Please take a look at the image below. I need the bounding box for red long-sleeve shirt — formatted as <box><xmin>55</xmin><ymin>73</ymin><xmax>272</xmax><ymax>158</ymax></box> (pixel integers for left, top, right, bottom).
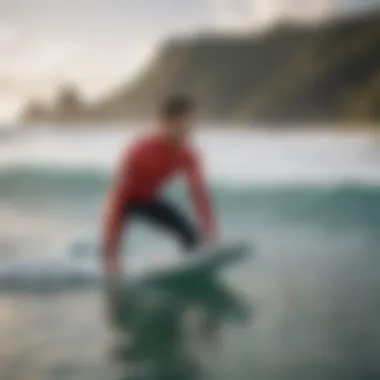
<box><xmin>103</xmin><ymin>134</ymin><xmax>215</xmax><ymax>273</ymax></box>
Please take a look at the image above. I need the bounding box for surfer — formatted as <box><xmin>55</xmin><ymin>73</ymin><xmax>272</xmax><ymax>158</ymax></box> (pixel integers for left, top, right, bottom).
<box><xmin>102</xmin><ymin>95</ymin><xmax>217</xmax><ymax>277</ymax></box>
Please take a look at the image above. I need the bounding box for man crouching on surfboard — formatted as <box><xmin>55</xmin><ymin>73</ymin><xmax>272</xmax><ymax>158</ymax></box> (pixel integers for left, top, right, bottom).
<box><xmin>102</xmin><ymin>95</ymin><xmax>217</xmax><ymax>277</ymax></box>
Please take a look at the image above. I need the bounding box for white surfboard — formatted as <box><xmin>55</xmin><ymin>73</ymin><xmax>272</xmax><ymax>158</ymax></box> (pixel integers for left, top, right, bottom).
<box><xmin>140</xmin><ymin>242</ymin><xmax>252</xmax><ymax>287</ymax></box>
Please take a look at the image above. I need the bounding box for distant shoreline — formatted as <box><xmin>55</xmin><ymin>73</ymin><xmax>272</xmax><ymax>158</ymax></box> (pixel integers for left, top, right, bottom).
<box><xmin>8</xmin><ymin>121</ymin><xmax>380</xmax><ymax>137</ymax></box>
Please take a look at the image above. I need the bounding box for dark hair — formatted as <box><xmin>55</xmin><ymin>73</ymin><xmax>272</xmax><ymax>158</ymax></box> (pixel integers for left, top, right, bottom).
<box><xmin>160</xmin><ymin>95</ymin><xmax>194</xmax><ymax>118</ymax></box>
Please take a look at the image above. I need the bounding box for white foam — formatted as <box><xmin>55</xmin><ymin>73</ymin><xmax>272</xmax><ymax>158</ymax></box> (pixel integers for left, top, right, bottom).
<box><xmin>1</xmin><ymin>126</ymin><xmax>380</xmax><ymax>186</ymax></box>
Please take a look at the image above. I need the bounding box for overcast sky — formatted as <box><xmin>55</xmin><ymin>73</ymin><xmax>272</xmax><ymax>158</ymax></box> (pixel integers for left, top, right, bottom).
<box><xmin>0</xmin><ymin>0</ymin><xmax>379</xmax><ymax>121</ymax></box>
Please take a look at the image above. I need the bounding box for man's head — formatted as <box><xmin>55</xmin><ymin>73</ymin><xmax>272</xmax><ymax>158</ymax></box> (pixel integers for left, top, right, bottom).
<box><xmin>159</xmin><ymin>95</ymin><xmax>195</xmax><ymax>143</ymax></box>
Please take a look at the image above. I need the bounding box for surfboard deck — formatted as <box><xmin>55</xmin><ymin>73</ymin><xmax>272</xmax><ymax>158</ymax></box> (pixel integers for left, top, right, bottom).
<box><xmin>141</xmin><ymin>242</ymin><xmax>252</xmax><ymax>287</ymax></box>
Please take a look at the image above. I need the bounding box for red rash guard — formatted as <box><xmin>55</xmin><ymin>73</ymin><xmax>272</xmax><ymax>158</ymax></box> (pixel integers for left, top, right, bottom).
<box><xmin>103</xmin><ymin>134</ymin><xmax>215</xmax><ymax>272</ymax></box>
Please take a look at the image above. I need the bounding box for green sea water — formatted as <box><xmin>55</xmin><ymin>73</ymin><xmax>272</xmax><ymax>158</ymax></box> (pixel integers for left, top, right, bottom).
<box><xmin>0</xmin><ymin>128</ymin><xmax>379</xmax><ymax>380</ymax></box>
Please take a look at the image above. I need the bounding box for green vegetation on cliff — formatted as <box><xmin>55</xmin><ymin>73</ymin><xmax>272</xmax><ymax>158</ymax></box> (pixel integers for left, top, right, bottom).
<box><xmin>22</xmin><ymin>11</ymin><xmax>380</xmax><ymax>124</ymax></box>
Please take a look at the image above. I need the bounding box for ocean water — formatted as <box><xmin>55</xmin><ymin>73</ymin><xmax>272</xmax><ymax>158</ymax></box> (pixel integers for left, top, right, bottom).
<box><xmin>0</xmin><ymin>126</ymin><xmax>380</xmax><ymax>380</ymax></box>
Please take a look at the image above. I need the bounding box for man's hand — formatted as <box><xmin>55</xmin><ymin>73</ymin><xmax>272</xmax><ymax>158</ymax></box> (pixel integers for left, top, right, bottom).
<box><xmin>103</xmin><ymin>248</ymin><xmax>123</xmax><ymax>279</ymax></box>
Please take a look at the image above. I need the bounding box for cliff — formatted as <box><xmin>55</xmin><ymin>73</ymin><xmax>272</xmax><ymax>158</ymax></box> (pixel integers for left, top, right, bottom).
<box><xmin>22</xmin><ymin>86</ymin><xmax>90</xmax><ymax>124</ymax></box>
<box><xmin>21</xmin><ymin>11</ymin><xmax>380</xmax><ymax>125</ymax></box>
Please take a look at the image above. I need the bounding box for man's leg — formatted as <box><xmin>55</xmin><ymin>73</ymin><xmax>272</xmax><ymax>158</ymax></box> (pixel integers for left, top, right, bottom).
<box><xmin>131</xmin><ymin>198</ymin><xmax>201</xmax><ymax>252</ymax></box>
<box><xmin>132</xmin><ymin>198</ymin><xmax>217</xmax><ymax>341</ymax></box>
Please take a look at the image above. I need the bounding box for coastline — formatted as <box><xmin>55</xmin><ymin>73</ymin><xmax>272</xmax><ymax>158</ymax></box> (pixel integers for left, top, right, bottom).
<box><xmin>6</xmin><ymin>121</ymin><xmax>380</xmax><ymax>138</ymax></box>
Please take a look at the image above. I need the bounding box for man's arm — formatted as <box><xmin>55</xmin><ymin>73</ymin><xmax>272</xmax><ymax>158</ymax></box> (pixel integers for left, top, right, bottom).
<box><xmin>185</xmin><ymin>150</ymin><xmax>217</xmax><ymax>244</ymax></box>
<box><xmin>102</xmin><ymin>151</ymin><xmax>129</xmax><ymax>277</ymax></box>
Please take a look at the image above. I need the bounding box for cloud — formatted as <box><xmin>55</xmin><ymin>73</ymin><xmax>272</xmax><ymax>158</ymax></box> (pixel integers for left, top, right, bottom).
<box><xmin>208</xmin><ymin>0</ymin><xmax>334</xmax><ymax>30</ymax></box>
<box><xmin>0</xmin><ymin>23</ymin><xmax>154</xmax><ymax>121</ymax></box>
<box><xmin>0</xmin><ymin>0</ymin><xmax>206</xmax><ymax>121</ymax></box>
<box><xmin>0</xmin><ymin>24</ymin><xmax>18</xmax><ymax>49</ymax></box>
<box><xmin>0</xmin><ymin>26</ymin><xmax>83</xmax><ymax>119</ymax></box>
<box><xmin>208</xmin><ymin>0</ymin><xmax>380</xmax><ymax>30</ymax></box>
